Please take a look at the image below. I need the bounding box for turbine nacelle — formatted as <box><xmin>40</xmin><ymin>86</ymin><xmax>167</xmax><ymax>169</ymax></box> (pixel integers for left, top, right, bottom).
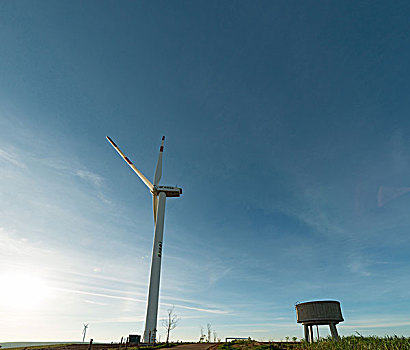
<box><xmin>153</xmin><ymin>185</ymin><xmax>182</xmax><ymax>197</ymax></box>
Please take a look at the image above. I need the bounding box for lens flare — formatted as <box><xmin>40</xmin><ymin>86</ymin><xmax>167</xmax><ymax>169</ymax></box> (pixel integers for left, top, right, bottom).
<box><xmin>0</xmin><ymin>273</ymin><xmax>50</xmax><ymax>310</ymax></box>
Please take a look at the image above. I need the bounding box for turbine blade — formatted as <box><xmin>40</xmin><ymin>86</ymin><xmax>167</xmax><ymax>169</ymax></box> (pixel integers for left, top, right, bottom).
<box><xmin>153</xmin><ymin>136</ymin><xmax>165</xmax><ymax>186</ymax></box>
<box><xmin>106</xmin><ymin>136</ymin><xmax>154</xmax><ymax>191</ymax></box>
<box><xmin>153</xmin><ymin>194</ymin><xmax>158</xmax><ymax>225</ymax></box>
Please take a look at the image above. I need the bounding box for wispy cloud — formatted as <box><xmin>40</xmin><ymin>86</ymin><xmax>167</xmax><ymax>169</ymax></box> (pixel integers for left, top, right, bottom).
<box><xmin>83</xmin><ymin>299</ymin><xmax>108</xmax><ymax>306</ymax></box>
<box><xmin>208</xmin><ymin>266</ymin><xmax>233</xmax><ymax>285</ymax></box>
<box><xmin>41</xmin><ymin>157</ymin><xmax>104</xmax><ymax>188</ymax></box>
<box><xmin>55</xmin><ymin>287</ymin><xmax>147</xmax><ymax>303</ymax></box>
<box><xmin>75</xmin><ymin>169</ymin><xmax>104</xmax><ymax>188</ymax></box>
<box><xmin>0</xmin><ymin>141</ymin><xmax>111</xmax><ymax>206</ymax></box>
<box><xmin>0</xmin><ymin>228</ymin><xmax>53</xmax><ymax>263</ymax></box>
<box><xmin>39</xmin><ymin>155</ymin><xmax>111</xmax><ymax>203</ymax></box>
<box><xmin>52</xmin><ymin>268</ymin><xmax>148</xmax><ymax>289</ymax></box>
<box><xmin>161</xmin><ymin>302</ymin><xmax>228</xmax><ymax>315</ymax></box>
<box><xmin>341</xmin><ymin>317</ymin><xmax>410</xmax><ymax>329</ymax></box>
<box><xmin>0</xmin><ymin>148</ymin><xmax>25</xmax><ymax>168</ymax></box>
<box><xmin>215</xmin><ymin>322</ymin><xmax>297</xmax><ymax>329</ymax></box>
<box><xmin>74</xmin><ymin>169</ymin><xmax>111</xmax><ymax>203</ymax></box>
<box><xmin>89</xmin><ymin>316</ymin><xmax>146</xmax><ymax>324</ymax></box>
<box><xmin>377</xmin><ymin>186</ymin><xmax>410</xmax><ymax>207</ymax></box>
<box><xmin>55</xmin><ymin>286</ymin><xmax>228</xmax><ymax>315</ymax></box>
<box><xmin>347</xmin><ymin>254</ymin><xmax>372</xmax><ymax>277</ymax></box>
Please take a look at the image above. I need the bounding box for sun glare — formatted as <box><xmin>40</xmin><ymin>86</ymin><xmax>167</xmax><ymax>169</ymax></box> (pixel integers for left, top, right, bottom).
<box><xmin>0</xmin><ymin>273</ymin><xmax>50</xmax><ymax>310</ymax></box>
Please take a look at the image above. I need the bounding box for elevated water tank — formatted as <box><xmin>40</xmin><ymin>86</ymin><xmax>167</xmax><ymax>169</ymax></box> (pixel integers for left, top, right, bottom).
<box><xmin>295</xmin><ymin>300</ymin><xmax>344</xmax><ymax>343</ymax></box>
<box><xmin>296</xmin><ymin>300</ymin><xmax>343</xmax><ymax>324</ymax></box>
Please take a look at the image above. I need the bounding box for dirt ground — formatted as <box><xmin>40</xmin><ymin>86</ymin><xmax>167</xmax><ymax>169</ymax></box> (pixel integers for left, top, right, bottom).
<box><xmin>5</xmin><ymin>342</ymin><xmax>301</xmax><ymax>350</ymax></box>
<box><xmin>9</xmin><ymin>345</ymin><xmax>117</xmax><ymax>350</ymax></box>
<box><xmin>6</xmin><ymin>343</ymin><xmax>217</xmax><ymax>350</ymax></box>
<box><xmin>162</xmin><ymin>344</ymin><xmax>215</xmax><ymax>350</ymax></box>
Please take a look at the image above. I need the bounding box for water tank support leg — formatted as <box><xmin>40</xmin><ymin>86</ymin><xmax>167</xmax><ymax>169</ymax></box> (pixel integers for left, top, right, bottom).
<box><xmin>304</xmin><ymin>325</ymin><xmax>309</xmax><ymax>342</ymax></box>
<box><xmin>329</xmin><ymin>323</ymin><xmax>339</xmax><ymax>341</ymax></box>
<box><xmin>309</xmin><ymin>326</ymin><xmax>314</xmax><ymax>343</ymax></box>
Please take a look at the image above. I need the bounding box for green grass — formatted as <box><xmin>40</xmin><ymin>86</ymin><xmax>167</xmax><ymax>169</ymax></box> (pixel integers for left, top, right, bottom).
<box><xmin>292</xmin><ymin>336</ymin><xmax>410</xmax><ymax>350</ymax></box>
<box><xmin>218</xmin><ymin>336</ymin><xmax>410</xmax><ymax>350</ymax></box>
<box><xmin>111</xmin><ymin>342</ymin><xmax>178</xmax><ymax>350</ymax></box>
<box><xmin>218</xmin><ymin>339</ymin><xmax>286</xmax><ymax>350</ymax></box>
<box><xmin>4</xmin><ymin>344</ymin><xmax>76</xmax><ymax>350</ymax></box>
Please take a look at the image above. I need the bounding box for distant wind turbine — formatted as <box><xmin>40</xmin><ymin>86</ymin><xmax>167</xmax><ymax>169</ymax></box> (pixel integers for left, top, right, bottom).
<box><xmin>106</xmin><ymin>136</ymin><xmax>182</xmax><ymax>344</ymax></box>
<box><xmin>82</xmin><ymin>323</ymin><xmax>89</xmax><ymax>342</ymax></box>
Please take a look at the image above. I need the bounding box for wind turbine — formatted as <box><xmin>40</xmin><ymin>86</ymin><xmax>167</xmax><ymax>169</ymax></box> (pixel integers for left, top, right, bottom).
<box><xmin>106</xmin><ymin>136</ymin><xmax>182</xmax><ymax>344</ymax></box>
<box><xmin>82</xmin><ymin>323</ymin><xmax>89</xmax><ymax>342</ymax></box>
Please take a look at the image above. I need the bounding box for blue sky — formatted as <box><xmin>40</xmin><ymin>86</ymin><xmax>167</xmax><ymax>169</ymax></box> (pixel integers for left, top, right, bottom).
<box><xmin>1</xmin><ymin>0</ymin><xmax>410</xmax><ymax>342</ymax></box>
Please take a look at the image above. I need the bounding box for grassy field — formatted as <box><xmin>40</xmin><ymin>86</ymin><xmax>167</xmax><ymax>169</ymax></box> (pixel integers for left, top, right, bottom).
<box><xmin>0</xmin><ymin>344</ymin><xmax>76</xmax><ymax>350</ymax></box>
<box><xmin>218</xmin><ymin>336</ymin><xmax>410</xmax><ymax>350</ymax></box>
<box><xmin>4</xmin><ymin>338</ymin><xmax>410</xmax><ymax>350</ymax></box>
<box><xmin>113</xmin><ymin>343</ymin><xmax>179</xmax><ymax>350</ymax></box>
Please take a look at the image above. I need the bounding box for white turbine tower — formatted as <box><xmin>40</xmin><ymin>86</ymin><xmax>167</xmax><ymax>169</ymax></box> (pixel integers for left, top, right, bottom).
<box><xmin>106</xmin><ymin>135</ymin><xmax>182</xmax><ymax>344</ymax></box>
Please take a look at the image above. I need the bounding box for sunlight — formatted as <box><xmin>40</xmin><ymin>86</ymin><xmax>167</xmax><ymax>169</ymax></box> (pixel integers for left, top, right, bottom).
<box><xmin>0</xmin><ymin>273</ymin><xmax>51</xmax><ymax>310</ymax></box>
